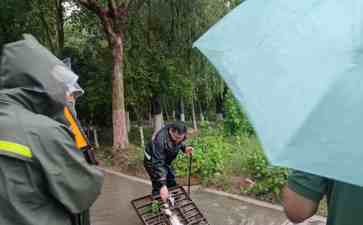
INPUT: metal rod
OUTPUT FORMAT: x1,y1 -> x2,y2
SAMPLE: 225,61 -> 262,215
188,155 -> 192,196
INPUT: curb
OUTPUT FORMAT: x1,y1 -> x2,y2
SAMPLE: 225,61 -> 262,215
100,167 -> 152,185
203,188 -> 326,224
100,167 -> 202,192
203,188 -> 284,211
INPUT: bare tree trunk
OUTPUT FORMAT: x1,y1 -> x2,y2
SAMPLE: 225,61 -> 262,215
216,95 -> 224,121
163,100 -> 169,122
55,0 -> 64,55
93,127 -> 100,149
126,111 -> 131,133
216,85 -> 228,121
172,110 -> 176,121
197,100 -> 205,121
192,96 -> 197,130
180,98 -> 185,122
151,95 -> 164,135
200,113 -> 205,122
139,126 -> 145,148
153,114 -> 163,135
149,112 -> 153,127
112,35 -> 128,149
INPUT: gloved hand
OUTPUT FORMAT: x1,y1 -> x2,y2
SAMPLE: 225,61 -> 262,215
185,146 -> 193,156
160,185 -> 169,202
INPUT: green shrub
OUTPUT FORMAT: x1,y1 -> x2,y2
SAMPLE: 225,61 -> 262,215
241,145 -> 288,199
175,126 -> 288,200
174,130 -> 235,183
128,146 -> 145,169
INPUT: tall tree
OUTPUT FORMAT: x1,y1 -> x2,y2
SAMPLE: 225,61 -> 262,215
56,0 -> 65,55
77,0 -> 145,149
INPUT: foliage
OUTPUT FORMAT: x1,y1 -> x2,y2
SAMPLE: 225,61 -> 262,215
95,146 -> 114,166
0,0 -> 247,126
151,200 -> 161,215
174,125 -> 288,200
0,0 -> 61,52
127,146 -> 145,169
224,91 -> 254,136
0,0 -> 32,45
241,145 -> 288,199
62,38 -> 113,125
174,126 -> 235,183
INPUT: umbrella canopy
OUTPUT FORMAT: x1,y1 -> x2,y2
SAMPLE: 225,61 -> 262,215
194,0 -> 363,186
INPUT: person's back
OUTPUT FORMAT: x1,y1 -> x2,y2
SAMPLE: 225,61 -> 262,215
283,170 -> 363,225
0,35 -> 104,225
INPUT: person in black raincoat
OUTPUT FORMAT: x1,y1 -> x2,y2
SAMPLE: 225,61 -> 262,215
0,35 -> 104,225
144,122 -> 193,201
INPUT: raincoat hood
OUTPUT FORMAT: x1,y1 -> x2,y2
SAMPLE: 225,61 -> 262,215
0,34 -> 78,117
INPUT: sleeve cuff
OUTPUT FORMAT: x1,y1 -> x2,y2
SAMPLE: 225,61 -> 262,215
180,144 -> 186,153
159,177 -> 167,186
288,178 -> 324,202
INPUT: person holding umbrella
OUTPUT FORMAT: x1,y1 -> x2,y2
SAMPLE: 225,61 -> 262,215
282,170 -> 363,225
144,122 -> 193,202
193,1 -> 363,224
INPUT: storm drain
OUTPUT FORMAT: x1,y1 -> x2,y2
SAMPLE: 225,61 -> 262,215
131,186 -> 210,225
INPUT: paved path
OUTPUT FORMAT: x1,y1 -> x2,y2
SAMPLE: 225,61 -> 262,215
91,169 -> 326,225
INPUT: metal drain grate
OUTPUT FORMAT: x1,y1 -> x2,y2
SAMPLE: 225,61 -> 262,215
131,186 -> 210,225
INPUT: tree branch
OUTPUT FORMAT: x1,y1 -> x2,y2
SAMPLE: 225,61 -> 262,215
77,0 -> 116,47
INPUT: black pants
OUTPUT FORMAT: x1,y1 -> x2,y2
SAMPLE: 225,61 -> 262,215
144,161 -> 177,196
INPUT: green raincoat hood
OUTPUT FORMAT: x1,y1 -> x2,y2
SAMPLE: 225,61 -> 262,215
0,34 -> 75,117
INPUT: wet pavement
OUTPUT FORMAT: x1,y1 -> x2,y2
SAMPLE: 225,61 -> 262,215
191,190 -> 286,225
90,171 -> 148,225
91,169 -> 326,225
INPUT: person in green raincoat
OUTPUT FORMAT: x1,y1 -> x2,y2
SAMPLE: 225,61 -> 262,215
0,35 -> 104,225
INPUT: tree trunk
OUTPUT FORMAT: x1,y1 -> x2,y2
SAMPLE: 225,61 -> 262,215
149,112 -> 152,127
177,98 -> 185,122
215,95 -> 224,121
163,100 -> 170,122
197,100 -> 205,121
93,126 -> 100,149
55,0 -> 64,56
151,95 -> 163,135
153,114 -> 163,136
172,110 -> 176,121
215,85 -> 228,121
112,34 -> 128,149
126,111 -> 131,133
192,96 -> 197,130
139,126 -> 145,148
200,112 -> 205,122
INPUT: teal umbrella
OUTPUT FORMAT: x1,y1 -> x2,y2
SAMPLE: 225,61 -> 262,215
194,0 -> 363,186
